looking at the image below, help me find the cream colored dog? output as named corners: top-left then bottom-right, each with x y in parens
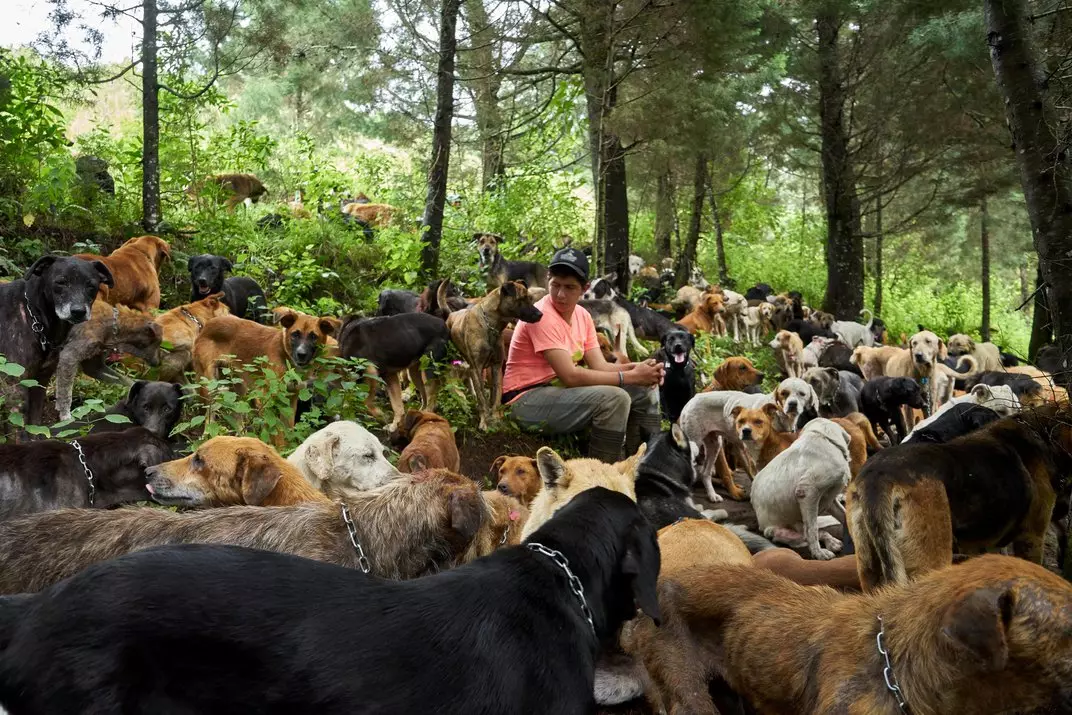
top-left (741, 303), bottom-right (773, 345)
top-left (850, 344), bottom-right (905, 381)
top-left (946, 333), bottom-right (1004, 372)
top-left (750, 418), bottom-right (851, 560)
top-left (769, 330), bottom-right (805, 379)
top-left (521, 444), bottom-right (646, 538)
top-left (287, 421), bottom-right (400, 500)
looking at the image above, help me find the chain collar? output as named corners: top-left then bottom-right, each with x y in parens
top-left (877, 615), bottom-right (910, 714)
top-left (180, 307), bottom-right (204, 331)
top-left (527, 542), bottom-right (595, 634)
top-left (340, 503), bottom-right (371, 574)
top-left (499, 520), bottom-right (511, 546)
top-left (23, 292), bottom-right (50, 353)
top-left (70, 440), bottom-right (96, 506)
top-left (111, 306), bottom-right (120, 337)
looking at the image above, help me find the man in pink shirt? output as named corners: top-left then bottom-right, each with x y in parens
top-left (502, 248), bottom-right (664, 462)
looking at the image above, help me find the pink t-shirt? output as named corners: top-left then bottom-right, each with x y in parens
top-left (502, 295), bottom-right (598, 398)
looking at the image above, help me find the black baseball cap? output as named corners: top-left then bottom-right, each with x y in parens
top-left (548, 247), bottom-right (589, 282)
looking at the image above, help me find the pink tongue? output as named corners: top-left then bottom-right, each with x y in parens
top-left (673, 353), bottom-right (686, 364)
top-left (145, 484), bottom-right (155, 495)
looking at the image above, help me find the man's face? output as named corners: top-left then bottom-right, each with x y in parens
top-left (548, 274), bottom-right (586, 313)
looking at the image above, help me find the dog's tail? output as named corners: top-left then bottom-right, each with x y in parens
top-left (437, 280), bottom-right (456, 316)
top-left (859, 308), bottom-right (874, 330)
top-left (849, 479), bottom-right (907, 591)
top-left (955, 354), bottom-right (980, 378)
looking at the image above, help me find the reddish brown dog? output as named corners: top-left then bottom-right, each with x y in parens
top-left (490, 455), bottom-right (541, 506)
top-left (701, 356), bottom-right (765, 392)
top-left (393, 410), bottom-right (461, 473)
top-left (76, 235), bottom-right (171, 311)
top-left (676, 292), bottom-right (726, 336)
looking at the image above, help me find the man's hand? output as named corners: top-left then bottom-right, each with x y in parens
top-left (626, 358), bottom-right (664, 387)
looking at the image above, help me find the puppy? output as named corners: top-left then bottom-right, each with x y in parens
top-left (491, 455), bottom-right (541, 506)
top-left (946, 333), bottom-right (1004, 371)
top-left (145, 436), bottom-right (328, 507)
top-left (803, 366), bottom-right (864, 417)
top-left (750, 418), bottom-right (851, 560)
top-left (187, 254), bottom-right (269, 322)
top-left (288, 422), bottom-right (399, 499)
top-left (700, 356), bottom-right (765, 392)
top-left (75, 235), bottom-right (170, 312)
top-left (89, 380), bottom-right (182, 438)
top-left (859, 376), bottom-right (925, 444)
top-left (392, 410), bottom-right (460, 473)
top-left (769, 329), bottom-right (805, 378)
top-left (155, 293), bottom-right (231, 381)
top-left (658, 329), bottom-right (695, 422)
top-left (634, 425), bottom-right (702, 529)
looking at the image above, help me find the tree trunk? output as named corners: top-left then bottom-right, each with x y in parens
top-left (464, 0), bottom-right (504, 192)
top-left (654, 169), bottom-right (673, 259)
top-left (1029, 265), bottom-right (1053, 362)
top-left (141, 0), bottom-right (161, 232)
top-left (706, 168), bottom-right (730, 286)
top-left (420, 0), bottom-right (463, 279)
top-left (675, 153), bottom-right (705, 288)
top-left (816, 8), bottom-right (864, 320)
top-left (602, 132), bottom-right (630, 294)
top-left (980, 196), bottom-right (991, 342)
top-left (986, 0), bottom-right (1072, 370)
top-left (874, 195), bottom-right (883, 317)
top-left (1019, 264), bottom-right (1029, 312)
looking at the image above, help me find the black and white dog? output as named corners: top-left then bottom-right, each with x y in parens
top-left (658, 329), bottom-right (695, 423)
top-left (634, 425), bottom-right (702, 530)
top-left (187, 254), bottom-right (269, 322)
top-left (584, 273), bottom-right (674, 342)
top-left (0, 488), bottom-right (660, 715)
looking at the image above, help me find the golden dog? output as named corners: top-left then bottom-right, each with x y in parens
top-left (75, 235), bottom-right (171, 311)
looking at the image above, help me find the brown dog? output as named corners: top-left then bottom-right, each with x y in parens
top-left (76, 235), bottom-right (171, 312)
top-left (145, 435), bottom-right (328, 507)
top-left (155, 294), bottom-right (231, 381)
top-left (701, 356), bottom-right (765, 392)
top-left (675, 292), bottom-right (725, 336)
top-left (0, 469), bottom-right (486, 593)
top-left (830, 412), bottom-right (882, 477)
top-left (189, 173), bottom-right (267, 211)
top-left (393, 410), bottom-right (461, 473)
top-left (847, 404), bottom-right (1072, 591)
top-left (637, 555), bottom-right (1072, 714)
top-left (732, 403), bottom-right (796, 470)
top-left (752, 547), bottom-right (861, 591)
top-left (193, 311), bottom-right (338, 437)
top-left (490, 455), bottom-right (541, 506)
top-left (341, 201), bottom-right (395, 227)
top-left (446, 282), bottom-right (543, 431)
top-left (54, 300), bottom-right (163, 420)
top-left (769, 329), bottom-right (805, 379)
top-left (851, 344), bottom-right (906, 381)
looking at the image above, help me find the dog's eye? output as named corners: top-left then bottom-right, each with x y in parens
top-left (292, 331), bottom-right (301, 339)
top-left (364, 452), bottom-right (375, 461)
top-left (780, 390), bottom-right (789, 397)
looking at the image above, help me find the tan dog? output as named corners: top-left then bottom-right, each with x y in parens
top-left (623, 519), bottom-right (753, 715)
top-left (732, 403), bottom-right (796, 470)
top-left (884, 330), bottom-right (959, 420)
top-left (850, 344), bottom-right (905, 380)
top-left (75, 235), bottom-right (171, 312)
top-left (155, 294), bottom-right (231, 381)
top-left (446, 282), bottom-right (543, 431)
top-left (189, 173), bottom-right (267, 211)
top-left (341, 201), bottom-right (395, 227)
top-left (946, 333), bottom-right (1004, 371)
top-left (490, 455), bottom-right (541, 506)
top-left (769, 329), bottom-right (805, 378)
top-left (192, 311), bottom-right (338, 439)
top-left (520, 444), bottom-right (646, 538)
top-left (830, 412), bottom-right (882, 477)
top-left (1006, 364), bottom-right (1069, 404)
top-left (144, 436), bottom-right (328, 507)
top-left (752, 548), bottom-right (861, 591)
top-left (701, 356), bottom-right (765, 392)
top-left (675, 292), bottom-right (726, 336)
top-left (393, 410), bottom-right (460, 473)
top-left (639, 555), bottom-right (1072, 715)
top-left (741, 302), bottom-right (774, 345)
top-left (462, 490), bottom-right (528, 562)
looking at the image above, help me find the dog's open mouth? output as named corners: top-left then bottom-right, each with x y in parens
top-left (197, 284), bottom-right (212, 296)
top-left (671, 351), bottom-right (687, 364)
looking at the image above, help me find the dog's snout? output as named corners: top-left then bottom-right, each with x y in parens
top-left (144, 464), bottom-right (159, 479)
top-left (496, 482), bottom-right (510, 495)
top-left (913, 352), bottom-right (926, 363)
top-left (68, 306), bottom-right (88, 323)
top-left (740, 427), bottom-right (752, 439)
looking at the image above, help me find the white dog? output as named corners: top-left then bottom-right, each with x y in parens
top-left (830, 308), bottom-right (875, 348)
top-left (772, 377), bottom-right (820, 430)
top-left (680, 390), bottom-right (773, 502)
top-left (802, 336), bottom-right (834, 371)
top-left (628, 254), bottom-right (644, 276)
top-left (741, 303), bottom-right (773, 346)
top-left (904, 383), bottom-right (1021, 442)
top-left (288, 421), bottom-right (400, 499)
top-left (750, 418), bottom-right (851, 560)
top-left (721, 289), bottom-right (747, 342)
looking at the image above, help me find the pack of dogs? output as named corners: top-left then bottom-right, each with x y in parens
top-left (0, 233), bottom-right (1070, 713)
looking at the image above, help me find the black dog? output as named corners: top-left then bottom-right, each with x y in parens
top-left (786, 318), bottom-right (836, 344)
top-left (89, 381), bottom-right (183, 439)
top-left (635, 425), bottom-right (702, 530)
top-left (0, 256), bottom-right (113, 425)
top-left (377, 289), bottom-right (419, 316)
top-left (817, 340), bottom-right (863, 377)
top-left (870, 316), bottom-right (887, 345)
top-left (187, 254), bottom-right (269, 322)
top-left (859, 376), bottom-right (925, 445)
top-left (658, 329), bottom-right (695, 422)
top-left (338, 312), bottom-right (451, 372)
top-left (744, 282), bottom-right (774, 302)
top-left (0, 427), bottom-right (171, 521)
top-left (0, 487), bottom-right (660, 715)
top-left (906, 403), bottom-right (1001, 444)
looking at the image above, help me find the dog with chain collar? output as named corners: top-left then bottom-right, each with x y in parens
top-left (0, 487), bottom-right (660, 714)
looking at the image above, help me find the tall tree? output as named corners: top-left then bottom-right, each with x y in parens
top-left (461, 0), bottom-right (505, 191)
top-left (986, 0), bottom-right (1072, 367)
top-left (654, 169), bottom-right (674, 259)
top-left (420, 0), bottom-right (463, 278)
top-left (675, 153), bottom-right (706, 287)
top-left (979, 196), bottom-right (991, 341)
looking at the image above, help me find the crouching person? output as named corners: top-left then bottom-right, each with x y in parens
top-left (501, 248), bottom-right (663, 462)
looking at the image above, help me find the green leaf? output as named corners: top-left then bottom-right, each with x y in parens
top-left (0, 362), bottom-right (25, 377)
top-left (18, 379), bottom-right (40, 388)
top-left (189, 415), bottom-right (206, 426)
top-left (8, 412), bottom-right (25, 427)
top-left (103, 414), bottom-right (132, 424)
top-left (25, 425), bottom-right (51, 437)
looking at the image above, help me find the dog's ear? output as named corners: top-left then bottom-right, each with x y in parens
top-left (688, 332), bottom-right (695, 349)
top-left (966, 337), bottom-right (976, 352)
top-left (607, 271), bottom-right (618, 283)
top-left (171, 382), bottom-right (184, 401)
top-left (660, 332), bottom-right (670, 349)
top-left (730, 405), bottom-right (744, 419)
top-left (670, 424), bottom-right (689, 451)
top-left (409, 453), bottom-right (429, 472)
top-left (490, 455), bottom-right (507, 478)
top-left (970, 384), bottom-right (993, 401)
top-left (221, 257), bottom-right (233, 272)
top-left (941, 585), bottom-right (1013, 671)
top-left (25, 256), bottom-right (57, 279)
top-left (278, 311), bottom-right (298, 330)
top-left (187, 255), bottom-right (199, 272)
top-left (621, 523), bottom-right (661, 625)
top-left (90, 260), bottom-right (115, 288)
top-left (127, 380), bottom-right (147, 404)
top-left (615, 443), bottom-right (647, 479)
top-left (536, 447), bottom-right (569, 490)
top-left (236, 449), bottom-right (284, 505)
top-left (304, 432), bottom-right (340, 482)
top-left (472, 232), bottom-right (483, 244)
top-left (762, 402), bottom-right (779, 417)
top-left (938, 339), bottom-right (948, 361)
top-left (824, 367), bottom-right (839, 381)
top-left (318, 317), bottom-right (341, 337)
top-left (400, 409), bottom-right (423, 435)
top-left (807, 386), bottom-right (821, 413)
top-left (449, 487), bottom-right (484, 544)
top-left (500, 281), bottom-right (518, 298)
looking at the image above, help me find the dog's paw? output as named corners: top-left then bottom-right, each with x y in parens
top-left (706, 490), bottom-right (724, 503)
top-left (702, 508), bottom-right (728, 522)
top-left (820, 533), bottom-right (843, 553)
top-left (812, 548), bottom-right (837, 561)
